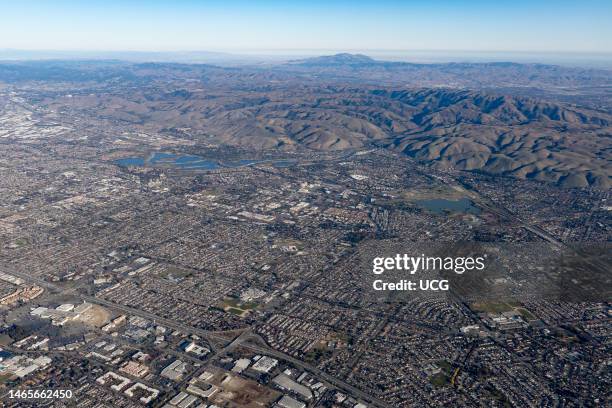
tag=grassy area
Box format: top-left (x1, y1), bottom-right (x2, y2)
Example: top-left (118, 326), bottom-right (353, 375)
top-left (401, 185), bottom-right (465, 202)
top-left (219, 296), bottom-right (260, 318)
top-left (13, 238), bottom-right (28, 248)
top-left (227, 307), bottom-right (245, 316)
top-left (242, 302), bottom-right (257, 310)
top-left (517, 308), bottom-right (535, 320)
top-left (427, 361), bottom-right (454, 388)
top-left (304, 348), bottom-right (332, 364)
top-left (429, 372), bottom-right (450, 387)
top-left (470, 302), bottom-right (514, 314)
top-left (273, 238), bottom-right (303, 252)
top-left (160, 266), bottom-right (192, 281)
top-left (471, 302), bottom-right (536, 322)
top-left (222, 297), bottom-right (258, 312)
top-left (224, 297), bottom-right (240, 308)
top-left (436, 360), bottom-right (453, 374)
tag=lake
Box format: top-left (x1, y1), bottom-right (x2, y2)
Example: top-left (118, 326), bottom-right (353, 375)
top-left (115, 152), bottom-right (221, 169)
top-left (114, 152), bottom-right (296, 170)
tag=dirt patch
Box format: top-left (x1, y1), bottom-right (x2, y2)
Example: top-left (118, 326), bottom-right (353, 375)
top-left (204, 368), bottom-right (280, 408)
top-left (75, 304), bottom-right (111, 328)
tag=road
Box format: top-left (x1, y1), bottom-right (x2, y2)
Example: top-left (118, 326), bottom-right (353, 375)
top-left (0, 266), bottom-right (391, 408)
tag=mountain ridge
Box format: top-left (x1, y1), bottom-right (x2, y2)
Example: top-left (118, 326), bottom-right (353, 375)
top-left (37, 83), bottom-right (611, 188)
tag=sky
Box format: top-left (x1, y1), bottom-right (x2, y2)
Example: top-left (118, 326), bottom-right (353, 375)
top-left (1, 0), bottom-right (611, 54)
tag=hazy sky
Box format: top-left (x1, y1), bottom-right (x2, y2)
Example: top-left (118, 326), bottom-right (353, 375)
top-left (2, 0), bottom-right (611, 53)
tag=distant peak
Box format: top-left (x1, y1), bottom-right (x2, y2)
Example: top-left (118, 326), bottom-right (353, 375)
top-left (289, 53), bottom-right (377, 66)
top-left (328, 53), bottom-right (375, 62)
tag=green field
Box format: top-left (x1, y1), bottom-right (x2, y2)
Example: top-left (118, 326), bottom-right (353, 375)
top-left (470, 302), bottom-right (514, 314)
top-left (227, 307), bottom-right (245, 316)
top-left (430, 372), bottom-right (450, 387)
top-left (221, 297), bottom-right (258, 317)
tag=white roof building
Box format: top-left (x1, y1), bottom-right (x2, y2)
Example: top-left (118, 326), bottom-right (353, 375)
top-left (252, 356), bottom-right (278, 373)
top-left (232, 358), bottom-right (251, 373)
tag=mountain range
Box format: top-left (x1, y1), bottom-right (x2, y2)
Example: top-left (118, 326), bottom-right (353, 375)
top-left (1, 55), bottom-right (611, 188)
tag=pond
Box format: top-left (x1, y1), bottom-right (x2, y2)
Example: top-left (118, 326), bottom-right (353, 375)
top-left (114, 152), bottom-right (297, 170)
top-left (115, 152), bottom-right (221, 169)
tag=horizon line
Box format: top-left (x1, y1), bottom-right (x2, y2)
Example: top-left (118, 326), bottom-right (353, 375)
top-left (2, 48), bottom-right (612, 56)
